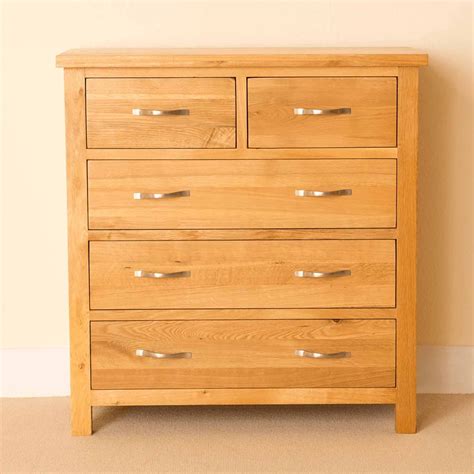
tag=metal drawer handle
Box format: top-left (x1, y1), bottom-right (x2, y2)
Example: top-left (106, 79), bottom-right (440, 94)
top-left (136, 349), bottom-right (192, 359)
top-left (295, 349), bottom-right (351, 359)
top-left (294, 270), bottom-right (351, 278)
top-left (295, 189), bottom-right (352, 197)
top-left (133, 191), bottom-right (190, 200)
top-left (132, 108), bottom-right (190, 116)
top-left (294, 107), bottom-right (351, 116)
top-left (134, 270), bottom-right (191, 279)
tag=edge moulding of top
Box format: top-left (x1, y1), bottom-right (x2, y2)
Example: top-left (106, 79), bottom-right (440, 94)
top-left (56, 47), bottom-right (429, 69)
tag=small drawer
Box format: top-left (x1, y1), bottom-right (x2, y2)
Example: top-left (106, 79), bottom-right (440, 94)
top-left (86, 78), bottom-right (236, 148)
top-left (248, 77), bottom-right (397, 148)
top-left (89, 240), bottom-right (395, 309)
top-left (91, 319), bottom-right (396, 389)
top-left (88, 159), bottom-right (396, 230)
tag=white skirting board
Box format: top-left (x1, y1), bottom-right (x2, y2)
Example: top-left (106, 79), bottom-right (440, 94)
top-left (416, 346), bottom-right (473, 394)
top-left (0, 348), bottom-right (71, 397)
top-left (0, 346), bottom-right (472, 397)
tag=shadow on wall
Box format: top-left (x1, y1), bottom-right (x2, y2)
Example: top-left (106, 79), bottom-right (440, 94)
top-left (417, 58), bottom-right (473, 345)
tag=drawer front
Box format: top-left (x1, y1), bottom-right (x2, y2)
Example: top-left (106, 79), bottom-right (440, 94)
top-left (88, 159), bottom-right (396, 230)
top-left (86, 78), bottom-right (236, 148)
top-left (89, 240), bottom-right (395, 309)
top-left (248, 77), bottom-right (397, 148)
top-left (91, 319), bottom-right (396, 389)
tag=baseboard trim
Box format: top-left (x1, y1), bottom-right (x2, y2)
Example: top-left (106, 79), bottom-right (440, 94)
top-left (0, 347), bottom-right (70, 397)
top-left (1, 345), bottom-right (472, 397)
top-left (416, 345), bottom-right (473, 394)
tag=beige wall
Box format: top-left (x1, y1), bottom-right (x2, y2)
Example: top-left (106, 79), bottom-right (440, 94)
top-left (1, 0), bottom-right (472, 348)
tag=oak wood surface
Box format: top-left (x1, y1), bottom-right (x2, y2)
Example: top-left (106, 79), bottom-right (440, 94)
top-left (84, 66), bottom-right (400, 78)
top-left (85, 147), bottom-right (398, 160)
top-left (64, 69), bottom-right (92, 435)
top-left (88, 228), bottom-right (397, 241)
top-left (86, 78), bottom-right (236, 148)
top-left (89, 240), bottom-right (396, 310)
top-left (395, 67), bottom-right (418, 433)
top-left (236, 75), bottom-right (247, 149)
top-left (88, 159), bottom-right (396, 230)
top-left (89, 308), bottom-right (397, 321)
top-left (91, 319), bottom-right (396, 389)
top-left (248, 77), bottom-right (397, 148)
top-left (56, 47), bottom-right (428, 68)
top-left (91, 387), bottom-right (397, 406)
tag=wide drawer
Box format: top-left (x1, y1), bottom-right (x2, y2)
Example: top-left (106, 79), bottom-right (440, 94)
top-left (89, 240), bottom-right (395, 309)
top-left (248, 77), bottom-right (397, 148)
top-left (91, 319), bottom-right (396, 389)
top-left (86, 78), bottom-right (236, 148)
top-left (88, 159), bottom-right (396, 229)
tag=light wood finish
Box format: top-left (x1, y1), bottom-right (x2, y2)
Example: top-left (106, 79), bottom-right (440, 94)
top-left (91, 387), bottom-right (397, 406)
top-left (86, 78), bottom-right (236, 148)
top-left (84, 66), bottom-right (400, 78)
top-left (89, 240), bottom-right (395, 310)
top-left (85, 147), bottom-right (398, 160)
top-left (235, 75), bottom-right (247, 149)
top-left (64, 69), bottom-right (92, 436)
top-left (88, 159), bottom-right (396, 230)
top-left (56, 47), bottom-right (428, 68)
top-left (395, 68), bottom-right (419, 434)
top-left (58, 48), bottom-right (426, 434)
top-left (88, 228), bottom-right (397, 241)
top-left (248, 77), bottom-right (397, 148)
top-left (90, 308), bottom-right (397, 321)
top-left (91, 319), bottom-right (395, 389)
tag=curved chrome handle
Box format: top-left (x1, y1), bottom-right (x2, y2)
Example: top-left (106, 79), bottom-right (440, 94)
top-left (295, 270), bottom-right (351, 278)
top-left (133, 191), bottom-right (190, 200)
top-left (295, 349), bottom-right (351, 359)
top-left (134, 270), bottom-right (191, 279)
top-left (132, 108), bottom-right (190, 116)
top-left (136, 349), bottom-right (192, 359)
top-left (295, 189), bottom-right (352, 197)
top-left (294, 107), bottom-right (351, 116)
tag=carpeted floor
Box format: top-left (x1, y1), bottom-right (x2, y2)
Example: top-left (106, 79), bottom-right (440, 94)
top-left (1, 395), bottom-right (472, 473)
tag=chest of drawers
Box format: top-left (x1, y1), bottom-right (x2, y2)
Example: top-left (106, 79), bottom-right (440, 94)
top-left (57, 48), bottom-right (427, 435)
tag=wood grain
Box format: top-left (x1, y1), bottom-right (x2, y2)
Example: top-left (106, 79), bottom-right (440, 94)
top-left (91, 319), bottom-right (396, 389)
top-left (236, 75), bottom-right (247, 149)
top-left (84, 66), bottom-right (400, 78)
top-left (87, 228), bottom-right (397, 241)
top-left (89, 308), bottom-right (397, 321)
top-left (85, 147), bottom-right (399, 160)
top-left (89, 240), bottom-right (396, 310)
top-left (88, 159), bottom-right (396, 230)
top-left (86, 78), bottom-right (236, 148)
top-left (64, 69), bottom-right (92, 436)
top-left (248, 77), bottom-right (397, 148)
top-left (56, 47), bottom-right (428, 68)
top-left (395, 67), bottom-right (419, 434)
top-left (91, 387), bottom-right (397, 406)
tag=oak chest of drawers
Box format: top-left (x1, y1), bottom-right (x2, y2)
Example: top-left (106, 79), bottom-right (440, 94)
top-left (57, 48), bottom-right (427, 435)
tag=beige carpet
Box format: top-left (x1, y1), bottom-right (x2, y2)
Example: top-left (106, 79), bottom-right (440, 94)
top-left (1, 395), bottom-right (472, 473)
